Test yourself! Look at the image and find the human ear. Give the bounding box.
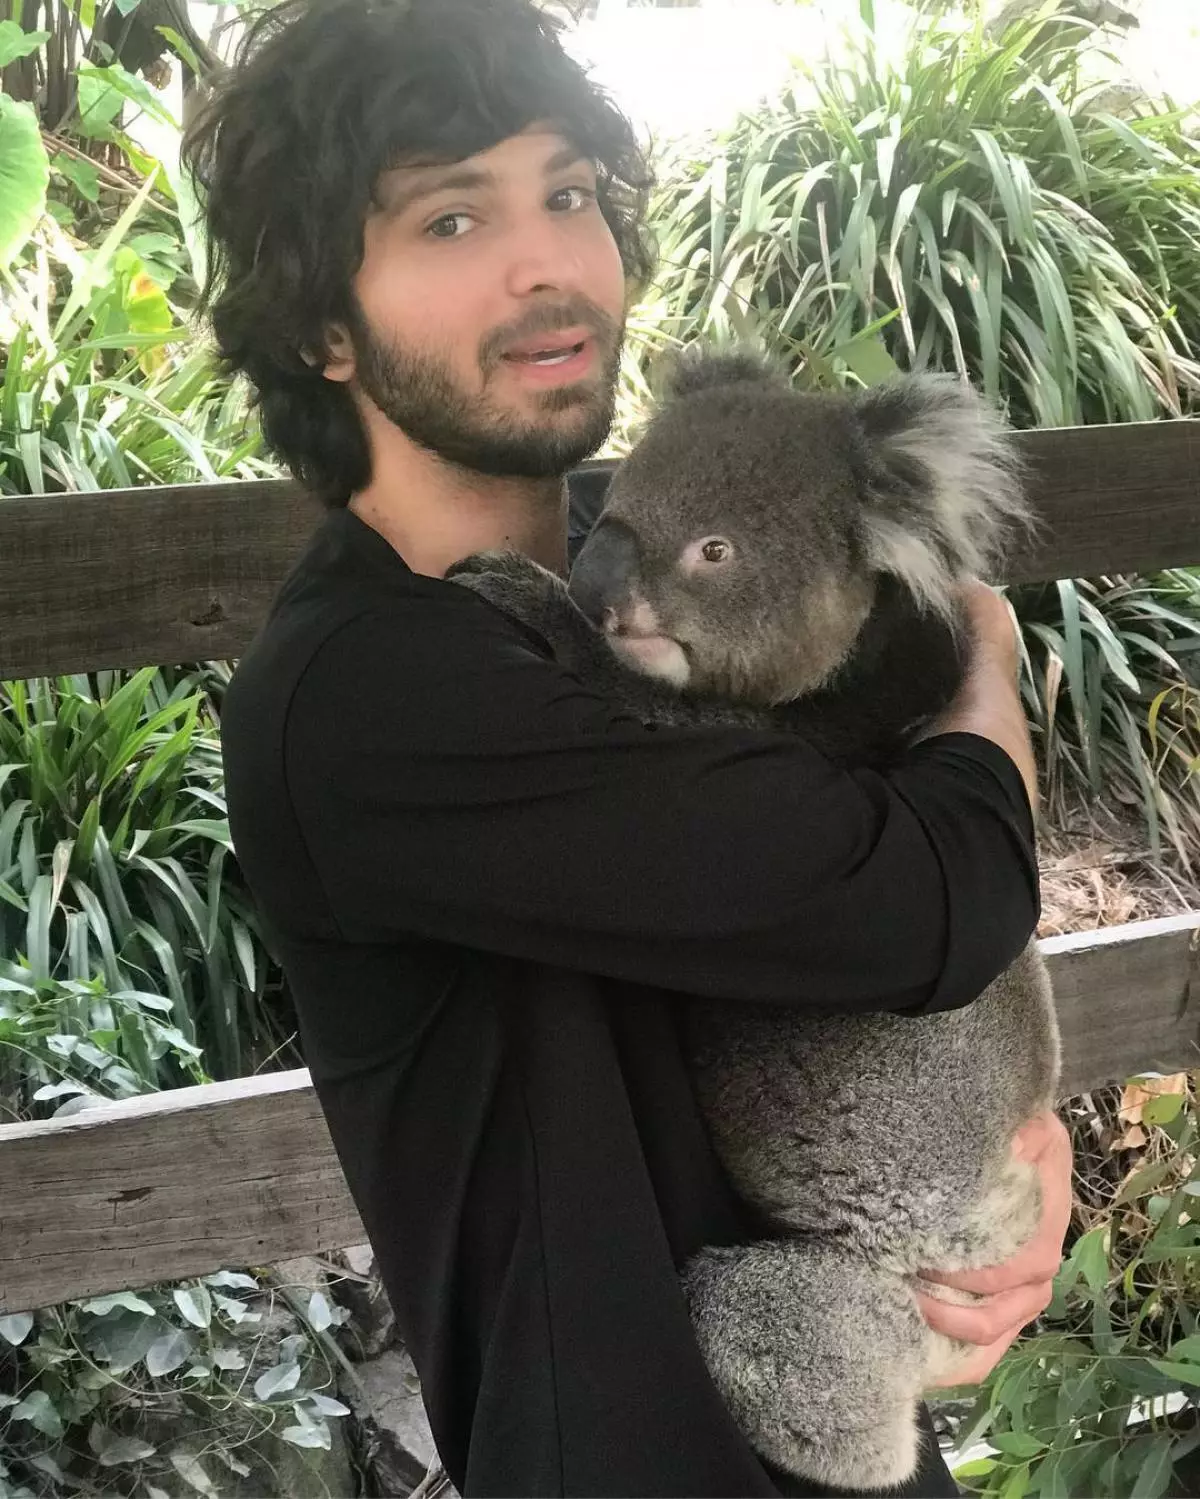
[319,324,356,384]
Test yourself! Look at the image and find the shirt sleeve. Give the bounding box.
[282,587,1039,1015]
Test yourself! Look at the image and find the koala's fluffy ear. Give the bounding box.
[665,345,788,400]
[852,375,1032,616]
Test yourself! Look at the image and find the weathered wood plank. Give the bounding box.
[1049,911,1200,1096]
[1007,416,1200,584]
[0,480,321,679]
[0,419,1198,678]
[2,914,1198,1314]
[0,1070,364,1314]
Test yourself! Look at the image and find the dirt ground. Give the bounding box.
[1037,796,1199,939]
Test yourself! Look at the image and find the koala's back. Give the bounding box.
[685,944,1059,1269]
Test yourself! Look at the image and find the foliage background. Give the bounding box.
[3,0,1200,1494]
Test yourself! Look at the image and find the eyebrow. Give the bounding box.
[376,142,591,218]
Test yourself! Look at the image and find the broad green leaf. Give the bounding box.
[254,1361,302,1401]
[0,21,50,68]
[1143,1091,1185,1126]
[145,1327,193,1376]
[52,152,101,204]
[97,1434,157,1466]
[307,1393,351,1417]
[0,1311,34,1345]
[204,1269,259,1291]
[82,1291,156,1317]
[173,1284,213,1328]
[280,1423,331,1449]
[10,1390,63,1439]
[306,1290,333,1331]
[76,69,127,138]
[169,1450,218,1496]
[0,95,49,268]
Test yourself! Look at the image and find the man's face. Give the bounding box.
[327,126,629,479]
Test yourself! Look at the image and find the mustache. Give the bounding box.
[479,297,622,371]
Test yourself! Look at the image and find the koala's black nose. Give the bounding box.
[568,518,639,628]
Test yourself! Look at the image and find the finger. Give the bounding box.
[917,1279,1052,1346]
[926,1329,1020,1391]
[920,1236,1062,1297]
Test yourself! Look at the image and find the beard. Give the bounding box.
[352,295,623,480]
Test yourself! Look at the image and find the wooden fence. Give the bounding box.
[2,418,1200,1315]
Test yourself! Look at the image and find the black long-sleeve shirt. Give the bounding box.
[220,502,1039,1498]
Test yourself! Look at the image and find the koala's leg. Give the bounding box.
[683,1239,934,1492]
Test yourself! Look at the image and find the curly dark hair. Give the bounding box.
[182,0,655,504]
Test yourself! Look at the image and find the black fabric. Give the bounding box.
[220,501,1040,1498]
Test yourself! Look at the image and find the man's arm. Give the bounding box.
[270,580,1038,1016]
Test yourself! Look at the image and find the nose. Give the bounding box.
[505,212,584,300]
[568,518,639,628]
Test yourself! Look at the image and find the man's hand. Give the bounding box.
[916,1111,1073,1387]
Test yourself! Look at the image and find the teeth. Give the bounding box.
[531,350,574,365]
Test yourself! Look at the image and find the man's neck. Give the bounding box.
[348,411,569,579]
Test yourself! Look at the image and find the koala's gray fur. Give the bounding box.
[446,350,1061,1491]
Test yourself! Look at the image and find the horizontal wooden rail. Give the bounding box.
[0,1071,365,1315]
[3,912,1198,1315]
[0,418,1198,679]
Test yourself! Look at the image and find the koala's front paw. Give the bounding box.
[445,549,548,585]
[446,549,590,656]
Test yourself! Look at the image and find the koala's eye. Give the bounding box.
[700,538,732,564]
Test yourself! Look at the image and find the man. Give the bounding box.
[185,1,1071,1493]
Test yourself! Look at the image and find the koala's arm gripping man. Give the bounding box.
[282,580,1039,1016]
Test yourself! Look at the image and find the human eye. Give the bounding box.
[425,211,476,240]
[547,184,598,213]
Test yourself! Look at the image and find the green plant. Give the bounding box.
[0,667,294,1092]
[628,0,1200,860]
[1,199,272,497]
[0,960,207,1118]
[636,0,1200,427]
[0,1266,354,1498]
[948,1074,1200,1497]
[1014,570,1200,868]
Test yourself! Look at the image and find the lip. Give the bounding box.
[501,335,596,386]
[503,325,592,358]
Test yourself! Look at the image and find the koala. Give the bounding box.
[447,350,1061,1492]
